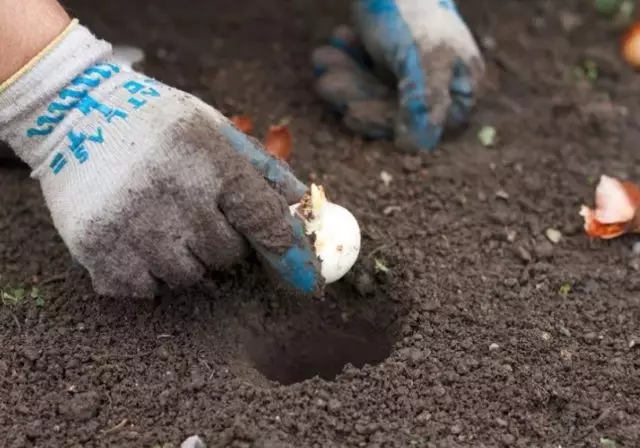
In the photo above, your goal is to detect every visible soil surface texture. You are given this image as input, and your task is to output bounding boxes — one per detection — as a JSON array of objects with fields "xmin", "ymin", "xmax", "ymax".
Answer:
[{"xmin": 2, "ymin": 0, "xmax": 640, "ymax": 447}]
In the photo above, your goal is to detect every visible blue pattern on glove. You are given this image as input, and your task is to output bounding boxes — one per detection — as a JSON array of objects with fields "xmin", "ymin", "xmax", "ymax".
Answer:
[
  {"xmin": 249, "ymin": 210, "xmax": 320, "ymax": 294},
  {"xmin": 355, "ymin": 0, "xmax": 442, "ymax": 149}
]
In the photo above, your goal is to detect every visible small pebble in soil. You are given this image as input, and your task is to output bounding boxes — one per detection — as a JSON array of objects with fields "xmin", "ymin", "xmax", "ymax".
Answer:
[
  {"xmin": 517, "ymin": 246, "xmax": 533, "ymax": 262},
  {"xmin": 383, "ymin": 205, "xmax": 402, "ymax": 216},
  {"xmin": 354, "ymin": 271, "xmax": 375, "ymax": 296},
  {"xmin": 540, "ymin": 331, "xmax": 552, "ymax": 341},
  {"xmin": 58, "ymin": 391, "xmax": 100, "ymax": 421},
  {"xmin": 534, "ymin": 240, "xmax": 554, "ymax": 259},
  {"xmin": 545, "ymin": 228, "xmax": 563, "ymax": 244},
  {"xmin": 558, "ymin": 326, "xmax": 571, "ymax": 337},
  {"xmin": 489, "ymin": 343, "xmax": 500, "ymax": 351},
  {"xmin": 21, "ymin": 347, "xmax": 39, "ymax": 362},
  {"xmin": 410, "ymin": 349, "xmax": 426, "ymax": 362},
  {"xmin": 560, "ymin": 349, "xmax": 573, "ymax": 361},
  {"xmin": 380, "ymin": 171, "xmax": 393, "ymax": 187},
  {"xmin": 401, "ymin": 155, "xmax": 422, "ymax": 172},
  {"xmin": 495, "ymin": 189, "xmax": 509, "ymax": 200},
  {"xmin": 328, "ymin": 398, "xmax": 342, "ymax": 411},
  {"xmin": 181, "ymin": 435, "xmax": 206, "ymax": 448},
  {"xmin": 583, "ymin": 332, "xmax": 600, "ymax": 343}
]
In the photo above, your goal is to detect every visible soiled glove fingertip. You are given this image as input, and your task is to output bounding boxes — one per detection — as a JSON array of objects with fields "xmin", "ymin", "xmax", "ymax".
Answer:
[
  {"xmin": 279, "ymin": 245, "xmax": 323, "ymax": 294},
  {"xmin": 394, "ymin": 110, "xmax": 444, "ymax": 152},
  {"xmin": 252, "ymin": 211, "xmax": 323, "ymax": 296}
]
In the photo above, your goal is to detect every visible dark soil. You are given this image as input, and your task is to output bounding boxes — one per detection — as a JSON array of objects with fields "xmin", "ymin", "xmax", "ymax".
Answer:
[{"xmin": 3, "ymin": 0, "xmax": 640, "ymax": 446}]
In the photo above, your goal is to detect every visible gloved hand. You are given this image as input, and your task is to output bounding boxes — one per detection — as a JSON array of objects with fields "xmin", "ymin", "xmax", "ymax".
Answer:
[
  {"xmin": 312, "ymin": 0, "xmax": 485, "ymax": 151},
  {"xmin": 0, "ymin": 20, "xmax": 323, "ymax": 298}
]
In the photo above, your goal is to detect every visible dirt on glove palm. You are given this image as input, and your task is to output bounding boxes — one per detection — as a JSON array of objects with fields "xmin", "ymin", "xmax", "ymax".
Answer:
[{"xmin": 2, "ymin": 0, "xmax": 640, "ymax": 447}]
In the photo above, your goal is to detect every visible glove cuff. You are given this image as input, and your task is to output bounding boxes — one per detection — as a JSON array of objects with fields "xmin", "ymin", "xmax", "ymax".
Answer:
[{"xmin": 0, "ymin": 20, "xmax": 114, "ymax": 170}]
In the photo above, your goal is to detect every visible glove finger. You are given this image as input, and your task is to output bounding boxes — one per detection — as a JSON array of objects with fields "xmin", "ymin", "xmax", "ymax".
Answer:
[
  {"xmin": 328, "ymin": 25, "xmax": 375, "ymax": 71},
  {"xmin": 252, "ymin": 210, "xmax": 323, "ymax": 296},
  {"xmin": 76, "ymin": 244, "xmax": 159, "ymax": 298},
  {"xmin": 342, "ymin": 98, "xmax": 396, "ymax": 139},
  {"xmin": 218, "ymin": 117, "xmax": 307, "ymax": 204},
  {"xmin": 142, "ymin": 239, "xmax": 206, "ymax": 290},
  {"xmin": 315, "ymin": 67, "xmax": 390, "ymax": 112},
  {"xmin": 217, "ymin": 164, "xmax": 323, "ymax": 295},
  {"xmin": 446, "ymin": 59, "xmax": 474, "ymax": 130},
  {"xmin": 186, "ymin": 205, "xmax": 250, "ymax": 271},
  {"xmin": 400, "ymin": 45, "xmax": 466, "ymax": 151},
  {"xmin": 312, "ymin": 45, "xmax": 363, "ymax": 78}
]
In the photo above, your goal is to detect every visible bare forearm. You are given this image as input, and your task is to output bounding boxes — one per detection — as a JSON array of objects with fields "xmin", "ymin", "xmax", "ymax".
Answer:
[{"xmin": 0, "ymin": 0, "xmax": 71, "ymax": 83}]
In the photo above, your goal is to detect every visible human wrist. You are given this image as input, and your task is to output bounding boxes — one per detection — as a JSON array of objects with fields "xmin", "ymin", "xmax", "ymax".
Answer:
[
  {"xmin": 0, "ymin": 22, "xmax": 115, "ymax": 170},
  {"xmin": 0, "ymin": 0, "xmax": 73, "ymax": 84}
]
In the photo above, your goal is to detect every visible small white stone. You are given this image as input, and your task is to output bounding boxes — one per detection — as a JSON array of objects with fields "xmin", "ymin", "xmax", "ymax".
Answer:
[
  {"xmin": 545, "ymin": 228, "xmax": 562, "ymax": 244},
  {"xmin": 489, "ymin": 343, "xmax": 499, "ymax": 351},
  {"xmin": 495, "ymin": 189, "xmax": 509, "ymax": 200},
  {"xmin": 181, "ymin": 435, "xmax": 206, "ymax": 448},
  {"xmin": 383, "ymin": 205, "xmax": 402, "ymax": 215},
  {"xmin": 380, "ymin": 171, "xmax": 393, "ymax": 187}
]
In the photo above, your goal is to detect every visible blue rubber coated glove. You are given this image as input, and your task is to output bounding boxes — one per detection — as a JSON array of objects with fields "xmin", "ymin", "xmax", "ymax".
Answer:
[
  {"xmin": 312, "ymin": 0, "xmax": 485, "ymax": 151},
  {"xmin": 0, "ymin": 20, "xmax": 323, "ymax": 298}
]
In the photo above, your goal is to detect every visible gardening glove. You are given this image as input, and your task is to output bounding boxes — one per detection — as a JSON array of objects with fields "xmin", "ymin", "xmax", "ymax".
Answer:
[
  {"xmin": 312, "ymin": 0, "xmax": 485, "ymax": 151},
  {"xmin": 0, "ymin": 20, "xmax": 323, "ymax": 298}
]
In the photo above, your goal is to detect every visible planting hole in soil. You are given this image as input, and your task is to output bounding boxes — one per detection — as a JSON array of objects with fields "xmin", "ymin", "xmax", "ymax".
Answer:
[{"xmin": 241, "ymin": 278, "xmax": 402, "ymax": 385}]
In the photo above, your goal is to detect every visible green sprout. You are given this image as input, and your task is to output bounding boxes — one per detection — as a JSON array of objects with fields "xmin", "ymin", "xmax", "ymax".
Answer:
[
  {"xmin": 478, "ymin": 125, "xmax": 497, "ymax": 147},
  {"xmin": 1, "ymin": 286, "xmax": 44, "ymax": 307},
  {"xmin": 573, "ymin": 60, "xmax": 599, "ymax": 82},
  {"xmin": 559, "ymin": 282, "xmax": 572, "ymax": 297}
]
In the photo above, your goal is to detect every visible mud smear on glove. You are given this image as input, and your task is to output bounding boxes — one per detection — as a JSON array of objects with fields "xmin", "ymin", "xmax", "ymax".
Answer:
[
  {"xmin": 173, "ymin": 111, "xmax": 295, "ymax": 255},
  {"xmin": 175, "ymin": 112, "xmax": 324, "ymax": 297},
  {"xmin": 421, "ymin": 44, "xmax": 484, "ymax": 126},
  {"xmin": 76, "ymin": 110, "xmax": 298, "ymax": 297}
]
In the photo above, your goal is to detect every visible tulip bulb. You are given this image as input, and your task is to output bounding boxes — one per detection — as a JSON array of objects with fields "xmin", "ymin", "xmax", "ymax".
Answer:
[
  {"xmin": 622, "ymin": 22, "xmax": 640, "ymax": 69},
  {"xmin": 579, "ymin": 174, "xmax": 640, "ymax": 239},
  {"xmin": 290, "ymin": 184, "xmax": 361, "ymax": 283}
]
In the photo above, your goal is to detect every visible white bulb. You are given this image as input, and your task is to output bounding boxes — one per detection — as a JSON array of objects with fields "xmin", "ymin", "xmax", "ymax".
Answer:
[{"xmin": 289, "ymin": 184, "xmax": 361, "ymax": 283}]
